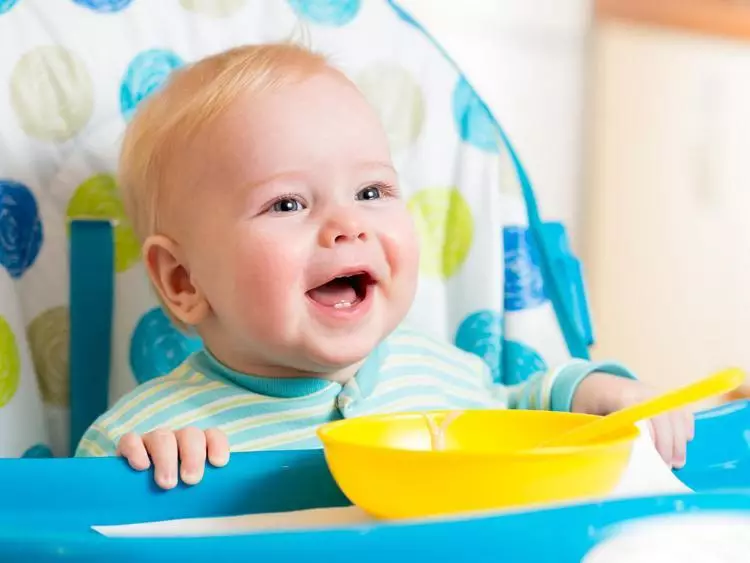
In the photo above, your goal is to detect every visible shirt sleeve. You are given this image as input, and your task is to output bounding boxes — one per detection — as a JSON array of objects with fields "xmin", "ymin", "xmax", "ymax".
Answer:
[
  {"xmin": 74, "ymin": 422, "xmax": 119, "ymax": 457},
  {"xmin": 492, "ymin": 359, "xmax": 638, "ymax": 412}
]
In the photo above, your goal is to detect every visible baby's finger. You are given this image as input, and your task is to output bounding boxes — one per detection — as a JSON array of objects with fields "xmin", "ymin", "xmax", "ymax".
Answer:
[
  {"xmin": 143, "ymin": 429, "xmax": 179, "ymax": 490},
  {"xmin": 116, "ymin": 433, "xmax": 151, "ymax": 471},
  {"xmin": 651, "ymin": 415, "xmax": 674, "ymax": 466},
  {"xmin": 205, "ymin": 428, "xmax": 230, "ymax": 468},
  {"xmin": 176, "ymin": 427, "xmax": 206, "ymax": 486},
  {"xmin": 670, "ymin": 412, "xmax": 687, "ymax": 469}
]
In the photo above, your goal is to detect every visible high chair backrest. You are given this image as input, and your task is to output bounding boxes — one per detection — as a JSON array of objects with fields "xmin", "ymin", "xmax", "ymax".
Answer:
[{"xmin": 0, "ymin": 0, "xmax": 592, "ymax": 457}]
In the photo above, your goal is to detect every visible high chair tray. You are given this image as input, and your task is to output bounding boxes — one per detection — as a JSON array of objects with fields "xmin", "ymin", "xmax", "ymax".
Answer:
[
  {"xmin": 0, "ymin": 453, "xmax": 749, "ymax": 563},
  {"xmin": 0, "ymin": 400, "xmax": 747, "ymax": 562}
]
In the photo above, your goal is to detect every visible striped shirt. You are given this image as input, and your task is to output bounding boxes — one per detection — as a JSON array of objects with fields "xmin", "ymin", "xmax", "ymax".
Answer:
[{"xmin": 75, "ymin": 326, "xmax": 635, "ymax": 457}]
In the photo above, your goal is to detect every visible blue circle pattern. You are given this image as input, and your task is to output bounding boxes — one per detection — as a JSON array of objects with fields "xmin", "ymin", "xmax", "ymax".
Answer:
[
  {"xmin": 0, "ymin": 0, "xmax": 19, "ymax": 14},
  {"xmin": 452, "ymin": 76, "xmax": 499, "ymax": 153},
  {"xmin": 287, "ymin": 0, "xmax": 360, "ymax": 26},
  {"xmin": 71, "ymin": 0, "xmax": 133, "ymax": 12},
  {"xmin": 120, "ymin": 49, "xmax": 184, "ymax": 120},
  {"xmin": 503, "ymin": 339, "xmax": 547, "ymax": 386},
  {"xmin": 503, "ymin": 226, "xmax": 547, "ymax": 312},
  {"xmin": 130, "ymin": 307, "xmax": 203, "ymax": 384},
  {"xmin": 22, "ymin": 443, "xmax": 53, "ymax": 458},
  {"xmin": 0, "ymin": 180, "xmax": 44, "ymax": 279},
  {"xmin": 455, "ymin": 310, "xmax": 503, "ymax": 383}
]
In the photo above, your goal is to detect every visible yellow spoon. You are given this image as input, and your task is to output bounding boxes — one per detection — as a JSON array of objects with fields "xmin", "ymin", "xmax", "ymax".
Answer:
[{"xmin": 538, "ymin": 368, "xmax": 746, "ymax": 449}]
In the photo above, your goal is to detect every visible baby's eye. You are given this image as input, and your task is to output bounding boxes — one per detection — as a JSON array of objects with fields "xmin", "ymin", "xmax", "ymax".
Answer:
[
  {"xmin": 356, "ymin": 185, "xmax": 383, "ymax": 201},
  {"xmin": 271, "ymin": 198, "xmax": 304, "ymax": 213}
]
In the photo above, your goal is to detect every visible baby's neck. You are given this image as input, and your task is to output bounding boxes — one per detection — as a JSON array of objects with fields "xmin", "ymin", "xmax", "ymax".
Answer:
[{"xmin": 204, "ymin": 344, "xmax": 364, "ymax": 385}]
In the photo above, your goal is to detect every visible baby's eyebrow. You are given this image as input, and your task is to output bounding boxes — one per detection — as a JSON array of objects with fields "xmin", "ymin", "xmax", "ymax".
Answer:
[
  {"xmin": 359, "ymin": 161, "xmax": 395, "ymax": 170},
  {"xmin": 244, "ymin": 162, "xmax": 396, "ymax": 191},
  {"xmin": 356, "ymin": 161, "xmax": 397, "ymax": 175},
  {"xmin": 244, "ymin": 171, "xmax": 308, "ymax": 191}
]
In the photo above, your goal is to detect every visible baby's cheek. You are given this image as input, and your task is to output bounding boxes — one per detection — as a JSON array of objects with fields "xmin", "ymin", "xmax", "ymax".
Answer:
[
  {"xmin": 379, "ymin": 213, "xmax": 420, "ymax": 317},
  {"xmin": 385, "ymin": 213, "xmax": 420, "ymax": 279},
  {"xmin": 234, "ymin": 254, "xmax": 280, "ymax": 302},
  {"xmin": 232, "ymin": 242, "xmax": 302, "ymax": 313},
  {"xmin": 399, "ymin": 243, "xmax": 420, "ymax": 311}
]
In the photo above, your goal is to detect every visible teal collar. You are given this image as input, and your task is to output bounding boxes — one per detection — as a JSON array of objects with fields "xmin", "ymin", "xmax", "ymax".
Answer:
[
  {"xmin": 188, "ymin": 338, "xmax": 390, "ymax": 400},
  {"xmin": 189, "ymin": 350, "xmax": 338, "ymax": 399}
]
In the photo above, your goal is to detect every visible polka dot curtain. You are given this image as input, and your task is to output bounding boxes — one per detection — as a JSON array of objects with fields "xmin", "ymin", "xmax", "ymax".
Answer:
[{"xmin": 0, "ymin": 0, "xmax": 573, "ymax": 457}]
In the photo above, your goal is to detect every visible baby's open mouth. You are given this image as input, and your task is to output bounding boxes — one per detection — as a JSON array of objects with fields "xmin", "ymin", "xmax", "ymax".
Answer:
[{"xmin": 306, "ymin": 272, "xmax": 376, "ymax": 309}]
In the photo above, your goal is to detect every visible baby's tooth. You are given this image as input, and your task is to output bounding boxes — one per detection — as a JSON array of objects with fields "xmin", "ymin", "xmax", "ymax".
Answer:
[{"xmin": 333, "ymin": 300, "xmax": 353, "ymax": 309}]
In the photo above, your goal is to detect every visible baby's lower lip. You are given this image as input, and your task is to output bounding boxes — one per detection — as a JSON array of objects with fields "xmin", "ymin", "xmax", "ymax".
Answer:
[
  {"xmin": 306, "ymin": 292, "xmax": 364, "ymax": 309},
  {"xmin": 305, "ymin": 284, "xmax": 375, "ymax": 320}
]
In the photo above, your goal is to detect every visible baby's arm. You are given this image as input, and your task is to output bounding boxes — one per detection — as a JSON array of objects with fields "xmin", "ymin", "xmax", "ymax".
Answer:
[
  {"xmin": 498, "ymin": 359, "xmax": 637, "ymax": 412},
  {"xmin": 73, "ymin": 364, "xmax": 237, "ymax": 488},
  {"xmin": 75, "ymin": 422, "xmax": 119, "ymax": 458}
]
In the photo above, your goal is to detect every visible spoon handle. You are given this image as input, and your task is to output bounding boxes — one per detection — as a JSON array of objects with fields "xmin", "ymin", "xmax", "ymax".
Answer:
[{"xmin": 540, "ymin": 368, "xmax": 746, "ymax": 448}]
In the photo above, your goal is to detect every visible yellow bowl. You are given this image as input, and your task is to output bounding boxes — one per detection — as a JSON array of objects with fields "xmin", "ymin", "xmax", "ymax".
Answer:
[{"xmin": 317, "ymin": 410, "xmax": 639, "ymax": 520}]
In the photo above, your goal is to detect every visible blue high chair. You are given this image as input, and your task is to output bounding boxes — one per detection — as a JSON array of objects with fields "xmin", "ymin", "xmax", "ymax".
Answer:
[
  {"xmin": 0, "ymin": 402, "xmax": 748, "ymax": 562},
  {"xmin": 0, "ymin": 1, "xmax": 747, "ymax": 560}
]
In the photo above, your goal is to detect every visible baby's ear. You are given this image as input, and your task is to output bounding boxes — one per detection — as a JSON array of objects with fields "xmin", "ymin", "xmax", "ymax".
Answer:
[{"xmin": 142, "ymin": 234, "xmax": 210, "ymax": 326}]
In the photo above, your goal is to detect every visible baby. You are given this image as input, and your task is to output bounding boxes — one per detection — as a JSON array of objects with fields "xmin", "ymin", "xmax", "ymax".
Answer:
[{"xmin": 75, "ymin": 43, "xmax": 693, "ymax": 489}]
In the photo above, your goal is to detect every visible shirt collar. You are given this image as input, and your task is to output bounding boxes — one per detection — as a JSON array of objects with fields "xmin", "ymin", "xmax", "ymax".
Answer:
[
  {"xmin": 188, "ymin": 350, "xmax": 339, "ymax": 398},
  {"xmin": 188, "ymin": 337, "xmax": 389, "ymax": 400}
]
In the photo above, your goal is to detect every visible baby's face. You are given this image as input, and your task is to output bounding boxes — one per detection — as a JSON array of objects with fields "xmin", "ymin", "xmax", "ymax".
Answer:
[{"xmin": 173, "ymin": 71, "xmax": 419, "ymax": 375}]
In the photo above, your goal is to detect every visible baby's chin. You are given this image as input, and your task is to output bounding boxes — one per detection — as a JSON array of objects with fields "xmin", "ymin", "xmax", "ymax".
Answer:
[{"xmin": 300, "ymin": 330, "xmax": 387, "ymax": 372}]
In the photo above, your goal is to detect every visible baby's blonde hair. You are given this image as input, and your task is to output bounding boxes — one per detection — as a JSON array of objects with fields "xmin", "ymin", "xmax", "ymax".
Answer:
[{"xmin": 118, "ymin": 42, "xmax": 331, "ymax": 243}]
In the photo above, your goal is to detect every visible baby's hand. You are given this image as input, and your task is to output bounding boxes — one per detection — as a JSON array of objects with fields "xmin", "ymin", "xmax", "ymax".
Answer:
[
  {"xmin": 572, "ymin": 374, "xmax": 695, "ymax": 469},
  {"xmin": 116, "ymin": 427, "xmax": 230, "ymax": 489}
]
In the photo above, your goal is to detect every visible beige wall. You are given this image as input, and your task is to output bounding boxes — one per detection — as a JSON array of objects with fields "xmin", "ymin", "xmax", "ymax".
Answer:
[{"xmin": 585, "ymin": 19, "xmax": 750, "ymax": 394}]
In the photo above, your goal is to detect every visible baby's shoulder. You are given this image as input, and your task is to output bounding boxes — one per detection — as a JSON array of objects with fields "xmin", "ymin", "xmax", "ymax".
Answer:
[
  {"xmin": 123, "ymin": 355, "xmax": 209, "ymax": 395},
  {"xmin": 94, "ymin": 355, "xmax": 216, "ymax": 428}
]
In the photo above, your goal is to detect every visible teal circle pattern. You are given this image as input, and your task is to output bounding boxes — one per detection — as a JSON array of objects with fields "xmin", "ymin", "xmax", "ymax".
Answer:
[
  {"xmin": 22, "ymin": 443, "xmax": 53, "ymax": 458},
  {"xmin": 130, "ymin": 307, "xmax": 203, "ymax": 384},
  {"xmin": 72, "ymin": 0, "xmax": 133, "ymax": 11},
  {"xmin": 0, "ymin": 0, "xmax": 19, "ymax": 14},
  {"xmin": 455, "ymin": 310, "xmax": 503, "ymax": 383},
  {"xmin": 452, "ymin": 76, "xmax": 499, "ymax": 153},
  {"xmin": 503, "ymin": 339, "xmax": 547, "ymax": 386},
  {"xmin": 287, "ymin": 0, "xmax": 360, "ymax": 26},
  {"xmin": 120, "ymin": 49, "xmax": 183, "ymax": 120}
]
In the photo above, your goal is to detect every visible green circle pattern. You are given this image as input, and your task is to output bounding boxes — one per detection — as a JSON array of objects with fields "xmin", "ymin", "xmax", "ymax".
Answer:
[
  {"xmin": 355, "ymin": 63, "xmax": 424, "ymax": 152},
  {"xmin": 10, "ymin": 46, "xmax": 94, "ymax": 142},
  {"xmin": 67, "ymin": 174, "xmax": 141, "ymax": 273},
  {"xmin": 0, "ymin": 315, "xmax": 20, "ymax": 408},
  {"xmin": 27, "ymin": 306, "xmax": 69, "ymax": 407},
  {"xmin": 407, "ymin": 187, "xmax": 474, "ymax": 279}
]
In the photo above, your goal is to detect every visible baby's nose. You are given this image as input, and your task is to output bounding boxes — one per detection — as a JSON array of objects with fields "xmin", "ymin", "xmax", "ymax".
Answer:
[{"xmin": 319, "ymin": 213, "xmax": 370, "ymax": 247}]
